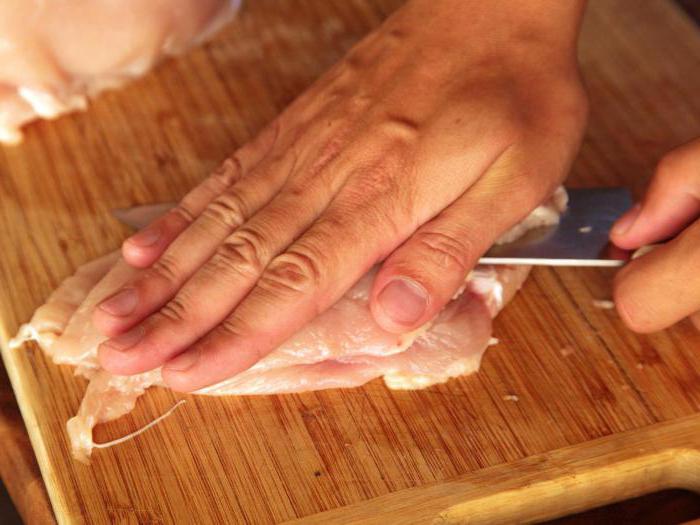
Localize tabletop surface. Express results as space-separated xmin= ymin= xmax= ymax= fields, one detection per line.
xmin=1 ymin=1 xmax=700 ymax=523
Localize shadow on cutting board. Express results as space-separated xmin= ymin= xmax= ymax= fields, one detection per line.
xmin=544 ymin=489 xmax=700 ymax=524
xmin=0 ymin=481 xmax=21 ymax=525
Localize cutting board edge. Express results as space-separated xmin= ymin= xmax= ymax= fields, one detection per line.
xmin=1 ymin=342 xmax=64 ymax=524
xmin=290 ymin=413 xmax=700 ymax=524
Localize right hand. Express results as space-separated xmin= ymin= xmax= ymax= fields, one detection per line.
xmin=611 ymin=137 xmax=700 ymax=332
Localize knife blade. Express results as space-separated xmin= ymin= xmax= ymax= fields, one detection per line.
xmin=480 ymin=187 xmax=633 ymax=267
xmin=112 ymin=187 xmax=634 ymax=267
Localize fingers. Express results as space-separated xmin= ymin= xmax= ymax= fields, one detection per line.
xmin=93 ymin=155 xmax=291 ymax=337
xmin=121 ymin=159 xmax=243 ymax=268
xmin=100 ymin=123 xmax=501 ymax=385
xmin=121 ymin=121 xmax=279 ymax=267
xmin=157 ymin=142 xmax=563 ymax=392
xmin=158 ymin=190 xmax=416 ymax=392
xmin=613 ymin=218 xmax=700 ymax=333
xmin=611 ymin=137 xmax=700 ymax=250
xmin=97 ymin=182 xmax=332 ymax=375
xmin=370 ymin=146 xmax=556 ymax=333
xmin=97 ymin=114 xmax=354 ymax=372
xmin=611 ymin=137 xmax=700 ymax=333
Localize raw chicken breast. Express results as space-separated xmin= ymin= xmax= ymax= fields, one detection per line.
xmin=10 ymin=188 xmax=567 ymax=462
xmin=0 ymin=0 xmax=240 ymax=144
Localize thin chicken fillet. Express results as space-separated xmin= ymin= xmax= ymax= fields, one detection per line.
xmin=11 ymin=187 xmax=567 ymax=463
xmin=0 ymin=0 xmax=240 ymax=144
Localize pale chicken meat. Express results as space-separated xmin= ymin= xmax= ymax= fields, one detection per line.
xmin=0 ymin=0 xmax=240 ymax=144
xmin=11 ymin=188 xmax=567 ymax=462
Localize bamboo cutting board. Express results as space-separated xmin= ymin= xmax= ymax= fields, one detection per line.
xmin=1 ymin=0 xmax=700 ymax=523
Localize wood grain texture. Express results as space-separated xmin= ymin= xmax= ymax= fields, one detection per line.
xmin=289 ymin=414 xmax=700 ymax=524
xmin=0 ymin=0 xmax=699 ymax=523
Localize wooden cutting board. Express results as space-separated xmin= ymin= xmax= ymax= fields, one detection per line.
xmin=1 ymin=0 xmax=699 ymax=523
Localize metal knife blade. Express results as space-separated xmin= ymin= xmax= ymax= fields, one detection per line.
xmin=480 ymin=187 xmax=633 ymax=267
xmin=112 ymin=187 xmax=634 ymax=268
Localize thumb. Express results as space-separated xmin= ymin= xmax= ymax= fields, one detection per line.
xmin=611 ymin=137 xmax=700 ymax=250
xmin=370 ymin=146 xmax=561 ymax=333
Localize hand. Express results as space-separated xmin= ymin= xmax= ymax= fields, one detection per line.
xmin=611 ymin=137 xmax=700 ymax=333
xmin=94 ymin=0 xmax=589 ymax=391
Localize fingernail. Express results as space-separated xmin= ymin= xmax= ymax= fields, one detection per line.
xmin=98 ymin=288 xmax=138 ymax=317
xmin=377 ymin=277 xmax=429 ymax=327
xmin=101 ymin=325 xmax=145 ymax=352
xmin=164 ymin=348 xmax=200 ymax=372
xmin=128 ymin=226 xmax=161 ymax=247
xmin=612 ymin=203 xmax=642 ymax=237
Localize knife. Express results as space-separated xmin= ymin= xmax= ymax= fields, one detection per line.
xmin=481 ymin=187 xmax=633 ymax=267
xmin=112 ymin=187 xmax=634 ymax=268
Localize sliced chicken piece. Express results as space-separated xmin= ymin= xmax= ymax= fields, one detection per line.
xmin=11 ymin=189 xmax=566 ymax=462
xmin=0 ymin=0 xmax=240 ymax=144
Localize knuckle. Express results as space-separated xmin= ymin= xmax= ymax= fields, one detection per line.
xmin=157 ymin=295 xmax=191 ymax=324
xmin=239 ymin=119 xmax=281 ymax=163
xmin=323 ymin=191 xmax=410 ymax=250
xmin=343 ymin=163 xmax=401 ymax=205
xmin=288 ymin=131 xmax=346 ymax=189
xmin=148 ymin=253 xmax=182 ymax=286
xmin=214 ymin=228 xmax=268 ymax=278
xmin=315 ymin=212 xmax=347 ymax=236
xmin=261 ymin=248 xmax=324 ymax=297
xmin=211 ymin=156 xmax=243 ymax=188
xmin=217 ymin=316 xmax=265 ymax=364
xmin=378 ymin=112 xmax=421 ymax=144
xmin=170 ymin=203 xmax=196 ymax=226
xmin=204 ymin=190 xmax=248 ymax=229
xmin=217 ymin=314 xmax=248 ymax=339
xmin=416 ymin=231 xmax=472 ymax=274
xmin=309 ymin=134 xmax=347 ymax=176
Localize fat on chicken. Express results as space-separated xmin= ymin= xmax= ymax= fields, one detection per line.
xmin=0 ymin=0 xmax=240 ymax=144
xmin=11 ymin=187 xmax=567 ymax=462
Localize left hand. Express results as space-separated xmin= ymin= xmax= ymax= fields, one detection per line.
xmin=611 ymin=137 xmax=700 ymax=333
xmin=92 ymin=0 xmax=588 ymax=391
